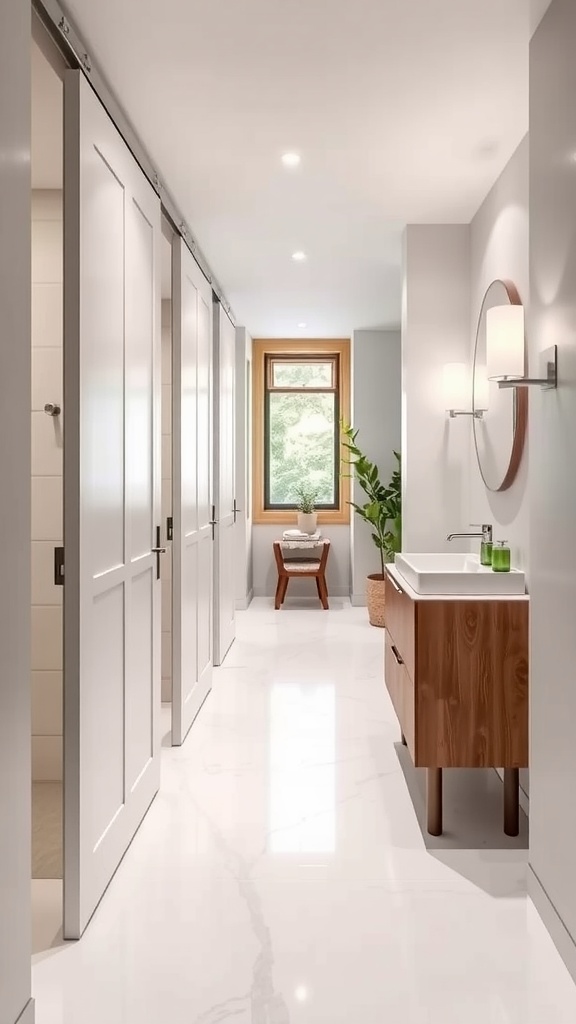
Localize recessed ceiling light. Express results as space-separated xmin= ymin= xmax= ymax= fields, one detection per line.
xmin=292 ymin=251 xmax=307 ymax=262
xmin=282 ymin=152 xmax=301 ymax=168
xmin=298 ymin=322 xmax=307 ymax=328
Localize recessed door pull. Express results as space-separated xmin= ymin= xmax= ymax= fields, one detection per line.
xmin=391 ymin=644 xmax=404 ymax=666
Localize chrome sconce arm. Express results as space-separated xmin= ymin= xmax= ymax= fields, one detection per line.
xmin=495 ymin=345 xmax=558 ymax=390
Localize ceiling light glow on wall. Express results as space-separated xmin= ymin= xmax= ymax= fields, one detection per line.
xmin=486 ymin=304 xmax=557 ymax=390
xmin=291 ymin=251 xmax=307 ymax=261
xmin=282 ymin=152 xmax=301 ymax=167
xmin=443 ymin=362 xmax=483 ymax=418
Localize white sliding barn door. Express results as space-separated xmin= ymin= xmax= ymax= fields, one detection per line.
xmin=213 ymin=303 xmax=237 ymax=665
xmin=63 ymin=72 xmax=162 ymax=939
xmin=172 ymin=239 xmax=214 ymax=745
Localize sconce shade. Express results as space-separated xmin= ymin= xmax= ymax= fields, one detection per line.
xmin=486 ymin=305 xmax=524 ymax=380
xmin=443 ymin=362 xmax=469 ymax=411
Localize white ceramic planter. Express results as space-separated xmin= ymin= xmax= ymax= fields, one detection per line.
xmin=297 ymin=512 xmax=317 ymax=535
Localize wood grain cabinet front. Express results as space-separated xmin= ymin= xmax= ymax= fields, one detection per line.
xmin=384 ymin=567 xmax=529 ymax=837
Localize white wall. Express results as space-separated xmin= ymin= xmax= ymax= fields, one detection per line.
xmin=235 ymin=327 xmax=253 ymax=608
xmin=468 ymin=137 xmax=530 ymax=573
xmin=528 ymin=0 xmax=576 ymax=982
xmin=0 ymin=0 xmax=34 ymax=1019
xmin=401 ymin=226 xmax=471 ymax=552
xmin=161 ymin=299 xmax=172 ymax=701
xmin=351 ymin=329 xmax=401 ymax=603
xmin=31 ymin=190 xmax=63 ymax=782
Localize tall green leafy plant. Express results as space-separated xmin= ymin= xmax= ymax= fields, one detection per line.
xmin=341 ymin=423 xmax=402 ymax=578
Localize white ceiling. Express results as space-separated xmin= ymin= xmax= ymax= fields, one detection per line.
xmin=39 ymin=0 xmax=539 ymax=335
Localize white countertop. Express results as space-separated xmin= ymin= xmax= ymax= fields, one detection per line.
xmin=387 ymin=563 xmax=530 ymax=602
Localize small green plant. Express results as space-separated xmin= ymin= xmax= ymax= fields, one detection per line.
xmin=341 ymin=423 xmax=401 ymax=578
xmin=295 ymin=486 xmax=318 ymax=514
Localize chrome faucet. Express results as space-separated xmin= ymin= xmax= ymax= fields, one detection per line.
xmin=447 ymin=523 xmax=492 ymax=543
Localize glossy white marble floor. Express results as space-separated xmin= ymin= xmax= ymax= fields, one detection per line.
xmin=32 ymin=599 xmax=576 ymax=1023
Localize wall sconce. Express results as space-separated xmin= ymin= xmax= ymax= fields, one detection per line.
xmin=487 ymin=305 xmax=557 ymax=390
xmin=443 ymin=362 xmax=486 ymax=419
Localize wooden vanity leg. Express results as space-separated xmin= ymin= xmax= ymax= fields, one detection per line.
xmin=427 ymin=768 xmax=443 ymax=836
xmin=504 ymin=768 xmax=520 ymax=837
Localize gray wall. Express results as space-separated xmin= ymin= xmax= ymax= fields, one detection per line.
xmin=0 ymin=0 xmax=34 ymax=1021
xmin=351 ymin=330 xmax=401 ymax=603
xmin=235 ymin=327 xmax=253 ymax=607
xmin=528 ymin=0 xmax=576 ymax=982
xmin=401 ymin=226 xmax=471 ymax=552
xmin=468 ymin=136 xmax=530 ymax=574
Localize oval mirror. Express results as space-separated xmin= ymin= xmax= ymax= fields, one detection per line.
xmin=472 ymin=279 xmax=527 ymax=492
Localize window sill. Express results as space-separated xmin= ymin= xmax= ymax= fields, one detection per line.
xmin=252 ymin=509 xmax=350 ymax=526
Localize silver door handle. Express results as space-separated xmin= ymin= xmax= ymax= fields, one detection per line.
xmin=233 ymin=499 xmax=242 ymax=524
xmin=153 ymin=526 xmax=166 ymax=579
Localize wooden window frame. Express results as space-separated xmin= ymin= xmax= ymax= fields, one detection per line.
xmin=252 ymin=339 xmax=351 ymax=525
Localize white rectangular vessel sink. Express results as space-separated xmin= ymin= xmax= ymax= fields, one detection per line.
xmin=394 ymin=552 xmax=526 ymax=596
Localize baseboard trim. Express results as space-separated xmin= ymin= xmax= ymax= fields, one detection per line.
xmin=350 ymin=593 xmax=367 ymax=607
xmin=528 ymin=865 xmax=576 ymax=985
xmin=15 ymin=998 xmax=35 ymax=1024
xmin=235 ymin=589 xmax=254 ymax=610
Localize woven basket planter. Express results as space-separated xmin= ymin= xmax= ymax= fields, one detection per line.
xmin=366 ymin=573 xmax=386 ymax=628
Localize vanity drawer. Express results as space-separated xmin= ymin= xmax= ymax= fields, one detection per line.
xmin=385 ymin=632 xmax=415 ymax=759
xmin=385 ymin=570 xmax=416 ymax=679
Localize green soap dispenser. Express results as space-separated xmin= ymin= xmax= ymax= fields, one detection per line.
xmin=492 ymin=540 xmax=511 ymax=573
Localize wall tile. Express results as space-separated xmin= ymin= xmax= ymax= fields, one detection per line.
xmin=31 ymin=476 xmax=63 ymax=541
xmin=161 ymin=323 xmax=171 ymax=380
xmin=31 ymin=220 xmax=63 ymax=284
xmin=31 ymin=672 xmax=62 ymax=735
xmin=32 ymin=346 xmax=63 ymax=412
xmin=31 ymin=541 xmax=62 ymax=605
xmin=162 ymin=384 xmax=172 ymax=435
xmin=161 ymin=478 xmax=172 ymax=520
xmin=32 ymin=190 xmax=63 ymax=222
xmin=162 ymin=434 xmax=171 ymax=481
xmin=161 ymin=578 xmax=172 ymax=622
xmin=31 ymin=606 xmax=62 ymax=671
xmin=161 ymin=547 xmax=172 ymax=582
xmin=31 ymin=283 xmax=63 ymax=348
xmin=31 ymin=411 xmax=63 ymax=476
xmin=32 ymin=736 xmax=63 ymax=782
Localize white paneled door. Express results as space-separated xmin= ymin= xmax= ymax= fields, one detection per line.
xmin=63 ymin=72 xmax=162 ymax=939
xmin=171 ymin=239 xmax=214 ymax=745
xmin=213 ymin=303 xmax=237 ymax=665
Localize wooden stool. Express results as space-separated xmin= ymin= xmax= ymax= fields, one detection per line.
xmin=273 ymin=539 xmax=330 ymax=610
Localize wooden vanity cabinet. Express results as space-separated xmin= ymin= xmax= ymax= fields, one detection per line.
xmin=385 ymin=567 xmax=529 ymax=836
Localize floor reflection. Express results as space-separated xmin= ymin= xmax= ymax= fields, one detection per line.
xmin=269 ymin=682 xmax=336 ymax=854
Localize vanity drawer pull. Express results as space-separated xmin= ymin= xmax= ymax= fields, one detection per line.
xmin=387 ymin=574 xmax=402 ymax=594
xmin=391 ymin=644 xmax=404 ymax=666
